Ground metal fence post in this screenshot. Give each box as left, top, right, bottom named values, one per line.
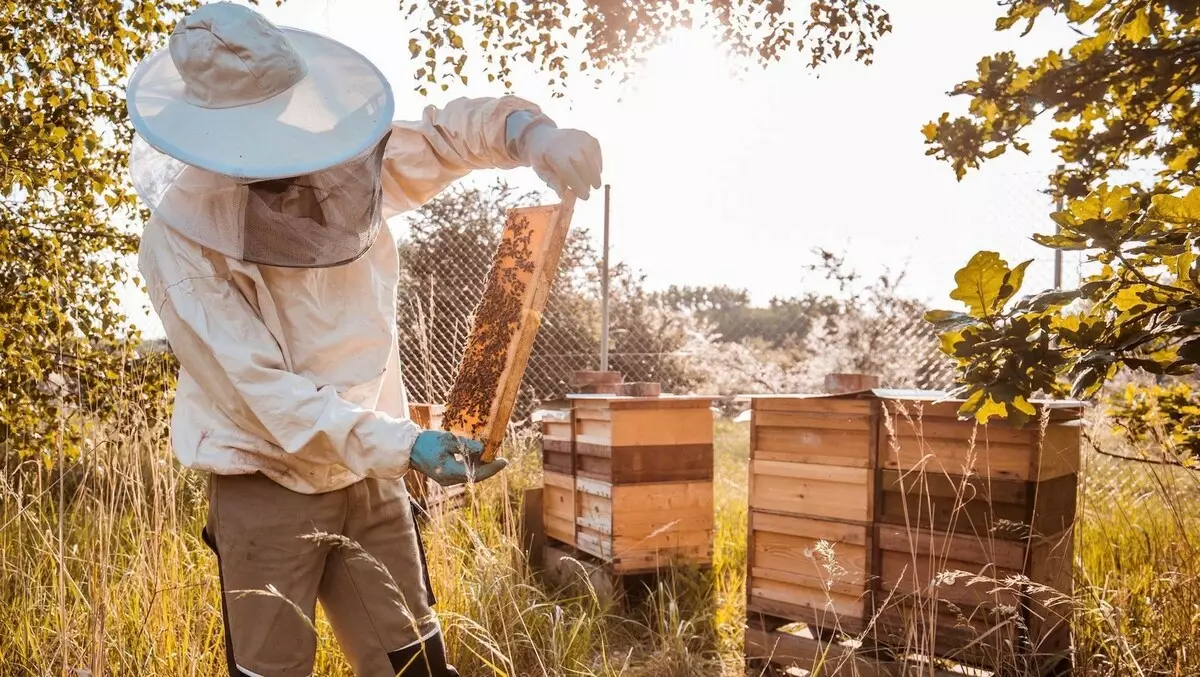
left=1054, top=164, right=1065, bottom=290
left=600, top=184, right=611, bottom=372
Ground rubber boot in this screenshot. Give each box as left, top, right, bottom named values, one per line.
left=387, top=631, right=459, bottom=676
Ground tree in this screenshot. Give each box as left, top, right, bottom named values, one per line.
left=1, top=2, right=190, bottom=464
left=399, top=1, right=891, bottom=94
left=923, top=1, right=1200, bottom=422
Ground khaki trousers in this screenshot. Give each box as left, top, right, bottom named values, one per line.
left=203, top=473, right=439, bottom=677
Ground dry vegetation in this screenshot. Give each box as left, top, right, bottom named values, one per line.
left=0, top=410, right=1197, bottom=675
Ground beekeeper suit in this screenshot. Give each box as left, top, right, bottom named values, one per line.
left=127, top=4, right=602, bottom=676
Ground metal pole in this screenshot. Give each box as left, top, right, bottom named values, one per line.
left=599, top=184, right=611, bottom=372
left=1053, top=164, right=1064, bottom=290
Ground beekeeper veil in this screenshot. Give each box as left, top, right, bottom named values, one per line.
left=126, top=2, right=396, bottom=268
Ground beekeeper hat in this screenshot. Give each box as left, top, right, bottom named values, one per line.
left=126, top=1, right=394, bottom=181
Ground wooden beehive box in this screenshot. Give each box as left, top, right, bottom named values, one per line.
left=405, top=403, right=466, bottom=512
left=746, top=389, right=1082, bottom=668
left=747, top=395, right=877, bottom=630
left=542, top=394, right=716, bottom=574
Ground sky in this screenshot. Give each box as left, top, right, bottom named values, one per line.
left=123, top=0, right=1090, bottom=335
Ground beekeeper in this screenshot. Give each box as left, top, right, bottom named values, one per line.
left=128, top=3, right=601, bottom=676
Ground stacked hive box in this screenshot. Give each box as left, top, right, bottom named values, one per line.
left=873, top=396, right=1080, bottom=662
left=745, top=390, right=1082, bottom=672
left=747, top=396, right=877, bottom=630
left=405, top=403, right=467, bottom=512
left=541, top=394, right=716, bottom=574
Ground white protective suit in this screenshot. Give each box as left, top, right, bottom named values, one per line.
left=139, top=95, right=541, bottom=495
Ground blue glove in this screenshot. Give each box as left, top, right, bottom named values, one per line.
left=409, top=431, right=508, bottom=487
left=506, top=110, right=603, bottom=200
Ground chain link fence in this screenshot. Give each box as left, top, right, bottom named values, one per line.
left=393, top=185, right=958, bottom=418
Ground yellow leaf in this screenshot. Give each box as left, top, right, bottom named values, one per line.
left=1122, top=9, right=1151, bottom=43
left=1070, top=30, right=1112, bottom=60
left=921, top=121, right=938, bottom=142
left=949, top=251, right=1011, bottom=319
left=1011, top=395, right=1036, bottom=417
left=50, top=126, right=67, bottom=142
left=1169, top=147, right=1199, bottom=172
left=975, top=395, right=1008, bottom=424
left=1112, top=286, right=1147, bottom=312
left=939, top=330, right=964, bottom=356
left=1153, top=189, right=1200, bottom=223
left=1010, top=70, right=1032, bottom=92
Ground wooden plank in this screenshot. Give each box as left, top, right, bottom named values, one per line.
left=754, top=426, right=872, bottom=468
left=745, top=597, right=869, bottom=637
left=611, top=481, right=711, bottom=514
left=613, top=528, right=712, bottom=553
left=543, top=470, right=576, bottom=547
left=878, top=549, right=1022, bottom=609
left=612, top=545, right=711, bottom=573
left=881, top=432, right=1038, bottom=481
left=752, top=397, right=874, bottom=415
left=521, top=488, right=546, bottom=570
left=745, top=623, right=962, bottom=677
left=751, top=566, right=863, bottom=598
left=753, top=531, right=868, bottom=585
left=575, top=527, right=614, bottom=560
left=1036, top=422, right=1082, bottom=480
left=753, top=410, right=872, bottom=431
left=750, top=461, right=870, bottom=523
left=443, top=199, right=576, bottom=463
left=541, top=421, right=573, bottom=441
left=752, top=512, right=869, bottom=546
left=875, top=524, right=1027, bottom=571
left=570, top=370, right=623, bottom=387
left=609, top=408, right=714, bottom=447
left=575, top=476, right=613, bottom=499
left=749, top=577, right=867, bottom=622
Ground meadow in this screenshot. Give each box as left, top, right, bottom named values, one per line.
left=1, top=416, right=1197, bottom=676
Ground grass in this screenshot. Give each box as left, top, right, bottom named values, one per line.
left=0, top=415, right=1197, bottom=676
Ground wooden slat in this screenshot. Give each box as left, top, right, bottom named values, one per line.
left=611, top=481, right=711, bottom=515
left=753, top=531, right=868, bottom=585
left=444, top=200, right=576, bottom=462
left=752, top=397, right=873, bottom=415
left=543, top=471, right=573, bottom=490
left=881, top=433, right=1037, bottom=481
left=875, top=524, right=1027, bottom=570
left=575, top=476, right=612, bottom=499
left=613, top=528, right=712, bottom=552
left=612, top=545, right=711, bottom=573
left=749, top=578, right=867, bottom=621
left=754, top=425, right=872, bottom=467
left=750, top=461, right=869, bottom=523
left=609, top=408, right=713, bottom=447
left=750, top=567, right=863, bottom=598
left=1036, top=422, right=1082, bottom=480
left=753, top=410, right=872, bottom=431
left=744, top=623, right=962, bottom=677
left=752, top=511, right=869, bottom=546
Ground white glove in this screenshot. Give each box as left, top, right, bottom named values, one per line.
left=507, top=111, right=603, bottom=201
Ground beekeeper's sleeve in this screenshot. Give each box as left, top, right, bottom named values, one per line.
left=139, top=222, right=422, bottom=479
left=380, top=95, right=541, bottom=217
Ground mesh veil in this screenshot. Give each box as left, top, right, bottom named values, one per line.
left=130, top=131, right=390, bottom=268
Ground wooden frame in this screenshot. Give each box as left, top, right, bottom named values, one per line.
left=443, top=198, right=576, bottom=462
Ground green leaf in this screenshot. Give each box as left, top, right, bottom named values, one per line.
left=949, top=251, right=1012, bottom=319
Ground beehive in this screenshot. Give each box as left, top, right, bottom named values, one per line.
left=404, top=403, right=465, bottom=511
left=746, top=395, right=877, bottom=629
left=541, top=394, right=716, bottom=574
left=745, top=389, right=1082, bottom=670
left=443, top=199, right=576, bottom=463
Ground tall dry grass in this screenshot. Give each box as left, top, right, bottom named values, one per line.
left=0, top=406, right=1197, bottom=676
